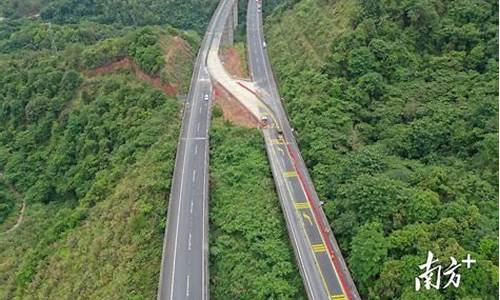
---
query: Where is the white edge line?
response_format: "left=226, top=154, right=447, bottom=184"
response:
left=263, top=129, right=317, bottom=300
left=169, top=69, right=201, bottom=300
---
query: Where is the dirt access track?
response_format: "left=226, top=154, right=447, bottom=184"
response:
left=0, top=172, right=26, bottom=234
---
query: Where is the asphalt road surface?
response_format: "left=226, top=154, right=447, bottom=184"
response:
left=246, top=1, right=361, bottom=299
left=158, top=0, right=360, bottom=298
left=156, top=1, right=231, bottom=299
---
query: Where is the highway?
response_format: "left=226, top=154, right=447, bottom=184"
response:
left=156, top=1, right=229, bottom=299
left=246, top=0, right=361, bottom=299
left=157, top=0, right=360, bottom=298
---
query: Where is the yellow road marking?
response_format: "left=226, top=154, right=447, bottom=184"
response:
left=277, top=154, right=332, bottom=297
left=282, top=171, right=297, bottom=177
left=302, top=212, right=313, bottom=225
left=312, top=243, right=326, bottom=252
left=294, top=202, right=309, bottom=209
left=290, top=154, right=350, bottom=298
left=268, top=133, right=346, bottom=298
left=331, top=295, right=347, bottom=300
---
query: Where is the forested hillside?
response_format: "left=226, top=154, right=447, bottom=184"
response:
left=0, top=0, right=218, bottom=33
left=209, top=111, right=305, bottom=299
left=0, top=72, right=181, bottom=298
left=266, top=0, right=498, bottom=299
left=0, top=1, right=205, bottom=297
left=0, top=0, right=49, bottom=18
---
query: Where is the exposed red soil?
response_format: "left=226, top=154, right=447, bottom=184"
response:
left=84, top=57, right=177, bottom=96
left=220, top=47, right=248, bottom=79
left=164, top=36, right=193, bottom=65
left=213, top=82, right=259, bottom=128
left=84, top=43, right=257, bottom=128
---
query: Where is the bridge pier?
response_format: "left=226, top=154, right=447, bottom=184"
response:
left=221, top=0, right=238, bottom=46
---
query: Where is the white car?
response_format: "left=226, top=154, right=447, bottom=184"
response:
left=263, top=42, right=266, bottom=48
left=203, top=94, right=209, bottom=101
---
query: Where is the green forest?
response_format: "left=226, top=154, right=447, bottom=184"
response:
left=0, top=72, right=181, bottom=298
left=209, top=110, right=305, bottom=299
left=0, top=0, right=216, bottom=298
left=0, top=0, right=498, bottom=299
left=266, top=0, right=498, bottom=299
left=0, top=0, right=218, bottom=33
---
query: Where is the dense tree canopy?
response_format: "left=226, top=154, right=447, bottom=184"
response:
left=0, top=176, right=16, bottom=224
left=0, top=0, right=51, bottom=18
left=0, top=61, right=183, bottom=298
left=0, top=0, right=218, bottom=34
left=209, top=111, right=306, bottom=299
left=266, top=0, right=498, bottom=298
left=39, top=0, right=217, bottom=33
left=0, top=5, right=197, bottom=296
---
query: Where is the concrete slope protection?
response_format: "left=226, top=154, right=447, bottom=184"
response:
left=246, top=0, right=361, bottom=299
left=156, top=1, right=228, bottom=299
